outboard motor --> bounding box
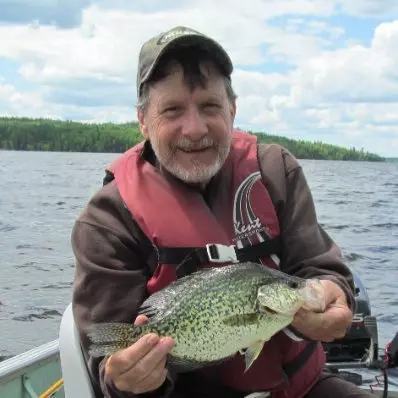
[324,270,397,398]
[324,271,375,364]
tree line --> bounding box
[250,131,384,162]
[0,117,385,162]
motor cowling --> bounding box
[323,271,373,363]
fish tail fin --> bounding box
[87,322,141,358]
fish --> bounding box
[87,261,325,372]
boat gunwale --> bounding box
[0,338,397,396]
[0,339,59,383]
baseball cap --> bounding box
[136,26,233,96]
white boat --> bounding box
[0,272,397,398]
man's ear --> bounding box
[137,108,149,139]
[230,100,237,123]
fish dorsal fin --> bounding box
[138,267,216,319]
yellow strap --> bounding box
[39,378,64,398]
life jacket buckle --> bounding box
[206,243,239,263]
[244,393,270,398]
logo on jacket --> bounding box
[232,172,270,245]
[232,171,280,268]
[234,217,262,237]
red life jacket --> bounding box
[108,129,326,398]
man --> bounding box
[71,26,369,398]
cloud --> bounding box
[233,18,398,156]
[0,79,134,122]
[0,0,90,28]
[42,78,135,108]
[0,80,48,117]
[337,0,398,18]
[0,1,397,156]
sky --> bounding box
[1,1,398,157]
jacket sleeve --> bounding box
[258,144,356,314]
[71,181,175,398]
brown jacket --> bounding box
[71,141,356,398]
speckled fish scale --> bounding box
[87,261,315,372]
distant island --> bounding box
[0,116,386,162]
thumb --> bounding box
[134,314,149,326]
[320,280,345,307]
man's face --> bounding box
[138,60,236,184]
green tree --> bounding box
[0,117,385,162]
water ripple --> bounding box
[1,152,397,360]
[12,308,62,322]
[0,223,16,232]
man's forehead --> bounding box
[153,69,225,97]
[156,88,225,103]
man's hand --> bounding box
[292,279,353,342]
[104,315,175,394]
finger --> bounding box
[128,337,174,383]
[117,355,168,394]
[295,307,311,317]
[106,333,160,376]
[320,280,348,308]
[292,312,324,336]
[136,337,174,375]
[293,309,340,341]
[132,362,169,394]
[114,358,168,393]
[318,280,338,307]
[134,315,149,326]
[325,305,353,335]
[114,338,173,393]
[293,305,351,342]
[116,337,173,383]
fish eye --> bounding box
[288,281,298,289]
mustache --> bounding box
[173,136,216,151]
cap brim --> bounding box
[141,34,233,86]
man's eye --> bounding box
[203,103,220,112]
[162,106,183,118]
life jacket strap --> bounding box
[151,237,282,278]
[283,341,318,378]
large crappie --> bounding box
[87,261,325,372]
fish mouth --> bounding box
[259,303,295,317]
[302,279,326,312]
[259,305,282,316]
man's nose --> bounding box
[181,107,208,140]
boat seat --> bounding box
[59,302,96,398]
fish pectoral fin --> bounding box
[244,341,265,372]
[222,313,260,326]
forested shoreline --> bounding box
[0,117,385,161]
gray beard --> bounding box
[150,137,231,184]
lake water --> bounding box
[0,150,397,360]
